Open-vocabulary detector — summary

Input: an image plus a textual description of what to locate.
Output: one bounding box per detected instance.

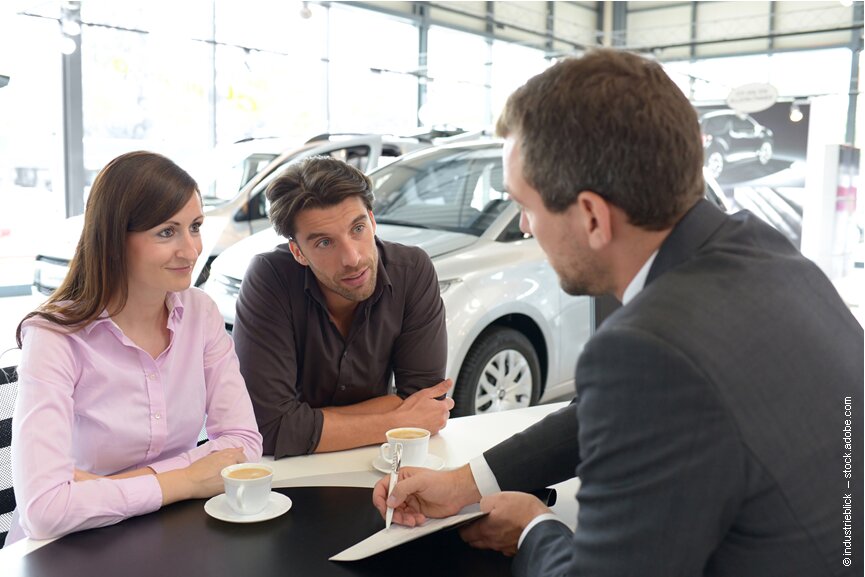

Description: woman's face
[125,194,204,300]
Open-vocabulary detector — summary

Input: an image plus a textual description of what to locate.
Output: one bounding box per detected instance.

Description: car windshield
[371,145,510,236]
[190,142,285,206]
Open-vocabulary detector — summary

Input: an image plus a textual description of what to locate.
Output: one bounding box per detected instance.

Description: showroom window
[2,1,861,299]
[214,0,327,143]
[425,26,491,129]
[81,25,214,179]
[327,4,418,134]
[0,9,65,289]
[490,41,549,121]
[665,47,853,103]
[81,0,216,173]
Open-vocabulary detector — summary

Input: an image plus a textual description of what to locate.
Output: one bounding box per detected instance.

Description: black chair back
[0,366,18,547]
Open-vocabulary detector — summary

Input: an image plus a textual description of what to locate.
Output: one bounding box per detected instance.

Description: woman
[6,151,263,544]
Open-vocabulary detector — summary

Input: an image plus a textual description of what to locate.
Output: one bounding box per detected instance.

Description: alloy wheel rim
[474,349,533,414]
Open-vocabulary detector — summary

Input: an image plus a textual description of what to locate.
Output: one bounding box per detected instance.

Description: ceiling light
[60,35,77,55]
[299,1,312,19]
[62,19,81,36]
[789,102,803,123]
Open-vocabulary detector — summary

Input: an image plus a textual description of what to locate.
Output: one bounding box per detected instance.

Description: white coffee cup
[221,463,273,515]
[380,427,430,467]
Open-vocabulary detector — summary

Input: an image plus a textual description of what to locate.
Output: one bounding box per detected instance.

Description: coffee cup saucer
[372,454,444,474]
[204,491,292,523]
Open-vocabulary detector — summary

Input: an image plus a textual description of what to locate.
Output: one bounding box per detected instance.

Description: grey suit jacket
[503,200,862,576]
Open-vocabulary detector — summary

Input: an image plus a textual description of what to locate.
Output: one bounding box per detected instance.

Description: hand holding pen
[385,443,403,529]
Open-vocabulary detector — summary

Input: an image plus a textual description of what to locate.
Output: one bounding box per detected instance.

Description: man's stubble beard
[328,259,378,303]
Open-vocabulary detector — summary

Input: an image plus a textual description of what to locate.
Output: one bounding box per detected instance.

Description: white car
[204,140,733,416]
[204,139,592,416]
[32,132,461,294]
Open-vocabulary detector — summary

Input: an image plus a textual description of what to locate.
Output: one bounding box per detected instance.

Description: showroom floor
[0,270,863,369]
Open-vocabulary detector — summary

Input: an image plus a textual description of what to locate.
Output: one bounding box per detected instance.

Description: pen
[385,443,402,529]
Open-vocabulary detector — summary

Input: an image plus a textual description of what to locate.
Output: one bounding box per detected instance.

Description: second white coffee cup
[221,463,274,515]
[380,427,430,467]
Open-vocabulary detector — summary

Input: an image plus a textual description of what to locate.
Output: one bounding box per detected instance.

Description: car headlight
[438,278,462,296]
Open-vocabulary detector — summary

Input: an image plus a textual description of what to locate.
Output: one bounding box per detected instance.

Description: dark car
[700,110,774,179]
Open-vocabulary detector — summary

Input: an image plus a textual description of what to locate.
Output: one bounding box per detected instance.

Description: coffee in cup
[221,463,273,515]
[380,427,430,468]
[387,429,428,440]
[226,467,271,480]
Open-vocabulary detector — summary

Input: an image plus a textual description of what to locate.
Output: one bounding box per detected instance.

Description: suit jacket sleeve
[514,326,745,577]
[483,401,579,492]
[512,520,575,577]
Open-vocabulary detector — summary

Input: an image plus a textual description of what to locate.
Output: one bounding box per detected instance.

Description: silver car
[32,132,456,294]
[204,139,731,416]
[205,139,590,416]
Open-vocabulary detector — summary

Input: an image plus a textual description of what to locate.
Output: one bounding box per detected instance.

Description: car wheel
[758,141,773,165]
[705,149,724,179]
[452,327,540,417]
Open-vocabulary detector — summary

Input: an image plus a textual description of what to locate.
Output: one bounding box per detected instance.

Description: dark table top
[11,487,513,577]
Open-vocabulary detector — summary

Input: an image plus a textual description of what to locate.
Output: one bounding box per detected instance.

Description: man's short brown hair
[267,156,375,239]
[496,48,704,230]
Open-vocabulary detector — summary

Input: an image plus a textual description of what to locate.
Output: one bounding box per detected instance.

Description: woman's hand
[156,447,247,505]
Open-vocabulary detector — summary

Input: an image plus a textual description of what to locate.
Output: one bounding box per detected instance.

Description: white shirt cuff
[469,455,502,497]
[518,513,568,549]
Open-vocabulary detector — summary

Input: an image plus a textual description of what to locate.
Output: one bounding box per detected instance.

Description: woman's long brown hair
[16,151,199,347]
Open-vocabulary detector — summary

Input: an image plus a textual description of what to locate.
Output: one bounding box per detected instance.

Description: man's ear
[369,210,377,235]
[288,239,309,266]
[575,191,613,250]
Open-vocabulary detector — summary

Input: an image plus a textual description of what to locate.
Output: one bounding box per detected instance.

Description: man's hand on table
[372,464,481,526]
[393,379,455,435]
[460,492,551,556]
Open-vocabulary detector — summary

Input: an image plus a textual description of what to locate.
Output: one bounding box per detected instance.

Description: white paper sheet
[329,505,487,561]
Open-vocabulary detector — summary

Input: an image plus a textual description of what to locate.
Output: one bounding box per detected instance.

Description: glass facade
[0,1,860,291]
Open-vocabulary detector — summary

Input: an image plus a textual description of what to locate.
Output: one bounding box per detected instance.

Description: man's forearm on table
[314,409,406,452]
[319,394,403,415]
[262,395,406,456]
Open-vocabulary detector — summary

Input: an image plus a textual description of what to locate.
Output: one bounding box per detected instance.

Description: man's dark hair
[496,48,704,230]
[267,156,375,239]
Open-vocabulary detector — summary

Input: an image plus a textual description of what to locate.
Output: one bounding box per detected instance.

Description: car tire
[758,141,773,165]
[452,327,540,417]
[705,149,724,179]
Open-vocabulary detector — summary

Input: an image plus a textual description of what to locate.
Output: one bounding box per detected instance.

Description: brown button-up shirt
[233,238,447,458]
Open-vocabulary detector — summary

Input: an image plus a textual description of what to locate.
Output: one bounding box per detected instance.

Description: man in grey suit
[374,48,863,576]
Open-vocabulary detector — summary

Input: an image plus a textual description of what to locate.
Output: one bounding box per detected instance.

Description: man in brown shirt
[233,156,453,458]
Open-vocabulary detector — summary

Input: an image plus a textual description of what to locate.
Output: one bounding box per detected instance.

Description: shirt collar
[621,250,658,306]
[84,292,185,333]
[165,292,185,323]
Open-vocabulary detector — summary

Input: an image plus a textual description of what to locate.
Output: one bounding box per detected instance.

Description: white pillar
[801,95,857,280]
